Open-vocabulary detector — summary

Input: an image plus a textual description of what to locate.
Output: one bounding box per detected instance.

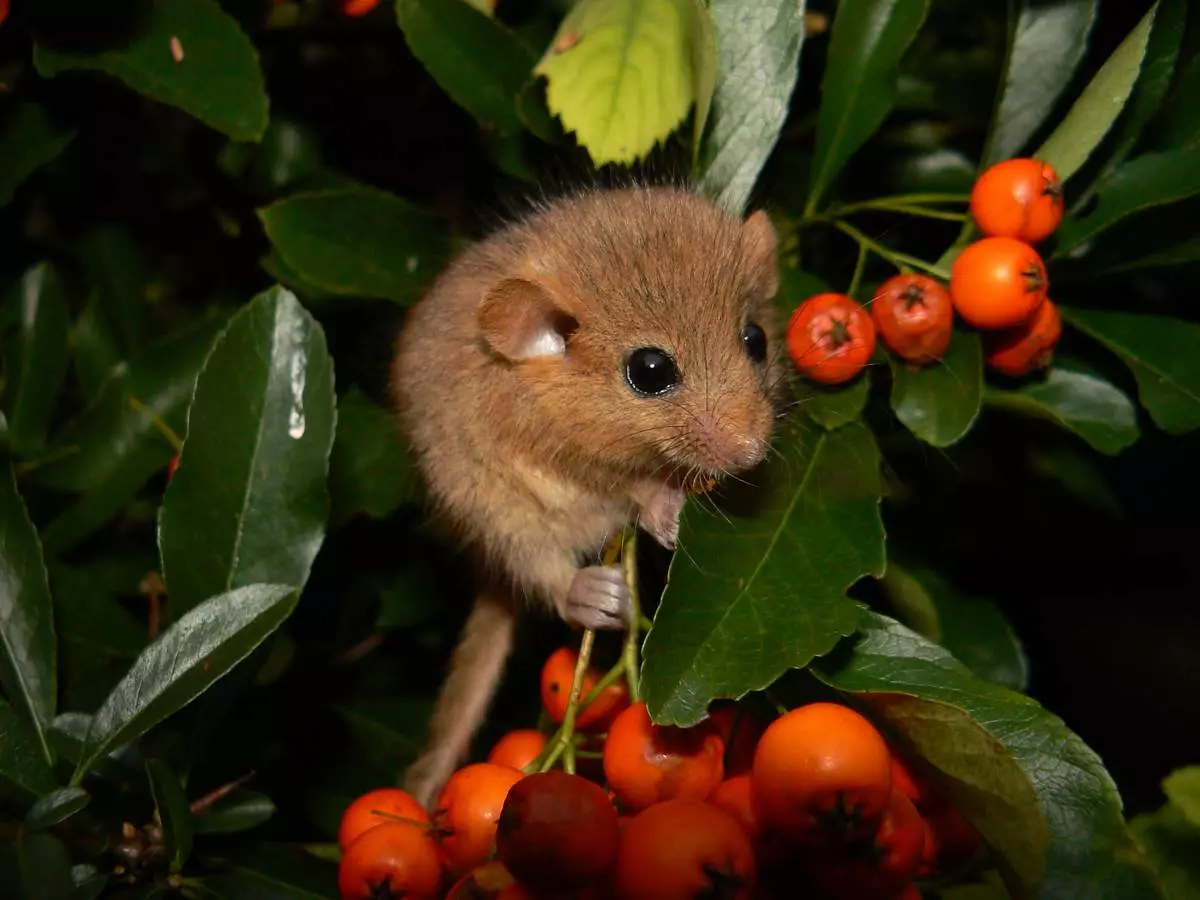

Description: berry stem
[128,395,185,451]
[847,240,869,300]
[844,202,969,222]
[620,528,642,703]
[833,221,951,281]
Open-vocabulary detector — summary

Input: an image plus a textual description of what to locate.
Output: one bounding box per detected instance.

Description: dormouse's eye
[742,321,767,363]
[625,347,680,396]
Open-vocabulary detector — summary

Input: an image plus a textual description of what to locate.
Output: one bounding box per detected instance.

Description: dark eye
[625,347,679,396]
[742,321,767,363]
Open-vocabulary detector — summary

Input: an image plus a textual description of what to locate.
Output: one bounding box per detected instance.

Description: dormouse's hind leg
[403,584,517,810]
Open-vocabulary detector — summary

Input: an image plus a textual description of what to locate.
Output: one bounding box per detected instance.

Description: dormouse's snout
[689,399,775,474]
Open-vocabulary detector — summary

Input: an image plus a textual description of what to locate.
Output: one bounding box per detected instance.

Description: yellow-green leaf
[535,0,703,167]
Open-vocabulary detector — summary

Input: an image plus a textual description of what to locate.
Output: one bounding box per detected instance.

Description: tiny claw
[563,565,632,631]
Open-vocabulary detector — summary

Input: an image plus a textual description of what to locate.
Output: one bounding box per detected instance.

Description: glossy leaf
[0,698,56,798]
[1152,52,1200,149]
[806,0,929,212]
[883,562,1028,692]
[1034,3,1157,182]
[985,362,1140,455]
[816,613,1164,899]
[73,583,299,781]
[201,844,338,899]
[146,759,194,873]
[192,789,276,835]
[793,377,870,430]
[1062,307,1200,435]
[983,0,1099,166]
[25,786,90,832]
[34,0,268,141]
[0,102,77,207]
[35,317,228,553]
[395,0,534,136]
[1163,766,1200,828]
[258,189,451,304]
[642,417,884,726]
[329,388,416,525]
[889,330,983,447]
[1093,0,1185,176]
[1057,146,1200,254]
[699,0,804,213]
[159,287,336,616]
[535,0,706,167]
[3,263,70,455]
[1129,805,1200,900]
[0,453,56,767]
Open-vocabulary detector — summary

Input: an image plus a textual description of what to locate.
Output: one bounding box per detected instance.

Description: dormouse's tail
[403,585,516,810]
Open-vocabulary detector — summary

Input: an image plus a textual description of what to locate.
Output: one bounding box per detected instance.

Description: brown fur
[391,186,785,806]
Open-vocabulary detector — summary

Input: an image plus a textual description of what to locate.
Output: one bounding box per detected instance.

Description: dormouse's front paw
[637,483,687,550]
[563,565,632,631]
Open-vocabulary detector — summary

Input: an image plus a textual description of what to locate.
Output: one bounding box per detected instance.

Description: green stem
[558,628,595,775]
[128,395,184,451]
[847,240,869,300]
[621,529,641,703]
[833,221,951,281]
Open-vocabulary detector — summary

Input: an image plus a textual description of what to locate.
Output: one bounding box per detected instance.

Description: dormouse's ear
[743,209,780,297]
[477,277,579,362]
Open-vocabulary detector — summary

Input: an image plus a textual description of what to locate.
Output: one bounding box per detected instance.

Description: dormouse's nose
[694,408,771,472]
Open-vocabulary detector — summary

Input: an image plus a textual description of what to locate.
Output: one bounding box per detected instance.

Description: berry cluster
[787,158,1066,383]
[336,647,981,899]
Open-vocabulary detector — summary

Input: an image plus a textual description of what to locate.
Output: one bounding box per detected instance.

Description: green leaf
[71,297,124,405]
[334,697,432,772]
[3,264,70,455]
[1102,236,1200,273]
[72,583,298,781]
[0,698,56,798]
[985,362,1140,455]
[329,388,416,525]
[158,287,335,616]
[805,0,929,213]
[394,0,534,136]
[1034,3,1157,182]
[192,789,276,835]
[889,330,983,447]
[51,557,152,663]
[882,562,1029,692]
[699,0,804,213]
[18,832,74,900]
[816,613,1164,899]
[1057,147,1200,254]
[534,0,705,167]
[146,759,194,873]
[793,377,870,430]
[0,454,56,768]
[687,0,717,167]
[258,189,451,304]
[34,0,268,141]
[1130,805,1200,899]
[76,226,151,354]
[1163,766,1200,828]
[25,786,90,832]
[200,844,338,899]
[1061,307,1200,435]
[0,103,77,207]
[1151,52,1200,150]
[983,0,1099,166]
[1028,445,1123,516]
[35,317,228,553]
[641,417,884,726]
[1093,0,1185,176]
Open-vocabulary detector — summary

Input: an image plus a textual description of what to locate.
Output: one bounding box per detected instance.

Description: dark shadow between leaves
[26,0,155,55]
